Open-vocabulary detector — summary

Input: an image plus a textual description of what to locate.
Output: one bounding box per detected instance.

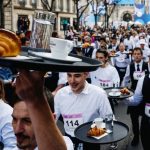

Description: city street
[57,100,143,150]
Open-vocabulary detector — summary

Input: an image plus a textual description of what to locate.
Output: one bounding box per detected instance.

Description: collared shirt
[113,51,130,68]
[123,38,135,50]
[142,47,150,62]
[126,75,145,106]
[54,81,113,137]
[90,64,120,88]
[0,100,16,150]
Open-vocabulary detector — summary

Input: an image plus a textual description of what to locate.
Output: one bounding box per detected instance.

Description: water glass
[105,114,114,133]
[30,11,55,51]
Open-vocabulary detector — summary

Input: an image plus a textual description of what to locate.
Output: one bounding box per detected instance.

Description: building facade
[4,0,76,36]
[4,0,134,35]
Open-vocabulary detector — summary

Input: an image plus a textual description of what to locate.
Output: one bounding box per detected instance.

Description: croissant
[0,29,21,57]
[87,126,106,137]
[120,88,130,95]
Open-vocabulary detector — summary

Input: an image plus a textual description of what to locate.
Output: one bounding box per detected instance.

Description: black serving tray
[104,87,134,99]
[74,121,129,144]
[0,48,101,72]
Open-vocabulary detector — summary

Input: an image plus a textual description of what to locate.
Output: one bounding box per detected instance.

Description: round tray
[74,121,129,144]
[104,87,134,99]
[0,51,101,72]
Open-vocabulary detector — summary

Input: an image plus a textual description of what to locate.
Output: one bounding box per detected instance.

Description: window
[18,0,26,6]
[31,0,37,8]
[58,0,63,11]
[17,15,30,32]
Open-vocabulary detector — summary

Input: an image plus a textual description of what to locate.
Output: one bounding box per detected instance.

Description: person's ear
[53,113,56,120]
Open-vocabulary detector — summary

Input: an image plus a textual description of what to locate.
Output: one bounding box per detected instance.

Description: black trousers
[65,133,100,150]
[115,66,126,85]
[140,116,150,150]
[130,110,140,137]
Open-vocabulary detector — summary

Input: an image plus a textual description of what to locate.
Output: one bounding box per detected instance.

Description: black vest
[82,46,94,58]
[142,75,150,103]
[141,75,150,115]
[130,62,149,91]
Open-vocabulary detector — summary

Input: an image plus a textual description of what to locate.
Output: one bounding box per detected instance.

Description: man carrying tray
[54,72,113,150]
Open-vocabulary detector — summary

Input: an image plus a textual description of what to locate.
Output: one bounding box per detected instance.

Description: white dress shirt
[124,38,135,50]
[54,81,113,137]
[113,51,130,68]
[126,76,145,106]
[0,100,16,150]
[90,64,120,88]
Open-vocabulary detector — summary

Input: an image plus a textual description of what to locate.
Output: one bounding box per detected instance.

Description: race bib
[63,113,83,136]
[145,103,150,117]
[133,71,145,80]
[116,55,125,62]
[98,79,112,88]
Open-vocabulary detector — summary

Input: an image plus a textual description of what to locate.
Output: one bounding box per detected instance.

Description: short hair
[52,31,58,38]
[133,47,143,55]
[20,37,29,45]
[12,87,54,113]
[96,49,109,58]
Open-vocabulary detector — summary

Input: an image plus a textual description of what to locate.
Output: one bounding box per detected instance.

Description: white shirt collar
[134,60,143,66]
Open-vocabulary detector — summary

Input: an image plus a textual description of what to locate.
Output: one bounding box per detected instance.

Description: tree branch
[41,0,55,11]
[4,0,11,7]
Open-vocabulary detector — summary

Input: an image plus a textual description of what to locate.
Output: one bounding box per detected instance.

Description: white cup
[50,37,73,59]
[93,118,105,128]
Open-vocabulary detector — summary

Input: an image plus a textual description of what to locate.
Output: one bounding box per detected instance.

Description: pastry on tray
[120,87,130,95]
[109,50,116,56]
[87,126,106,137]
[0,29,21,57]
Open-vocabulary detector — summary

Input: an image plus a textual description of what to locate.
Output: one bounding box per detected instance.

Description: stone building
[4,0,134,35]
[4,0,76,36]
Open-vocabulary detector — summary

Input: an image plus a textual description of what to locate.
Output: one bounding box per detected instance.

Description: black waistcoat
[140,75,150,115]
[82,46,94,58]
[130,62,149,91]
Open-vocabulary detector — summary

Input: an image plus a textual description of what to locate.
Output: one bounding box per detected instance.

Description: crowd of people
[1,23,150,150]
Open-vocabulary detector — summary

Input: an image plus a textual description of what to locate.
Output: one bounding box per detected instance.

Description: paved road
[57,100,143,150]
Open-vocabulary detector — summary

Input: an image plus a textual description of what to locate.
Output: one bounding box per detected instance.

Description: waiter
[122,47,149,146]
[126,73,150,150]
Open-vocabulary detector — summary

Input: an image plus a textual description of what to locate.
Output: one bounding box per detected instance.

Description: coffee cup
[93,118,105,128]
[50,37,73,59]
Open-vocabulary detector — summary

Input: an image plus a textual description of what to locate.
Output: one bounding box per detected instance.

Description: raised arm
[15,70,67,150]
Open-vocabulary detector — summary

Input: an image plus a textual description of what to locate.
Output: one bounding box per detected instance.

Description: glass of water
[105,113,114,133]
[30,11,56,51]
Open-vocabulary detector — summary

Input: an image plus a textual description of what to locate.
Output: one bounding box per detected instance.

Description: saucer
[109,91,121,97]
[28,51,82,62]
